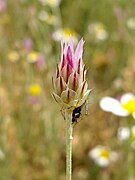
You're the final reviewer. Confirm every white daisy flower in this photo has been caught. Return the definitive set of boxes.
[118,126,135,142]
[52,28,78,44]
[38,11,58,25]
[127,17,135,30]
[89,145,118,167]
[117,127,130,141]
[88,22,108,42]
[99,93,135,119]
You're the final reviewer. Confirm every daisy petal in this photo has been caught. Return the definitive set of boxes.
[99,97,120,112]
[120,93,135,103]
[95,157,109,167]
[99,96,129,116]
[112,106,129,117]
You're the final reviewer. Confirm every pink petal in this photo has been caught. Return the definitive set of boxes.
[66,46,73,67]
[66,64,72,82]
[75,38,85,62]
[68,35,74,55]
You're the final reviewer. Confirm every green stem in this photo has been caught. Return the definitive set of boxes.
[65,111,73,180]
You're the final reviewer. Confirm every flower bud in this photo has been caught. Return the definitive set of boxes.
[52,36,91,109]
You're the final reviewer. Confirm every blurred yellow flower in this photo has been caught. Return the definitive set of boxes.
[28,84,41,96]
[27,51,39,63]
[8,51,19,62]
[39,0,61,7]
[52,28,78,43]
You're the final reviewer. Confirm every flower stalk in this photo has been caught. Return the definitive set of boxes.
[65,110,73,180]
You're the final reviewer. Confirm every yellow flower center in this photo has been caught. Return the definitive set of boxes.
[63,28,76,38]
[99,149,109,158]
[47,14,57,24]
[121,99,135,113]
[28,84,41,96]
[131,131,135,141]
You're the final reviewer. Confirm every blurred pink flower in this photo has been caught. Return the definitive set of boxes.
[28,96,39,104]
[113,6,125,20]
[23,37,33,51]
[36,53,45,69]
[0,0,6,13]
[52,36,91,109]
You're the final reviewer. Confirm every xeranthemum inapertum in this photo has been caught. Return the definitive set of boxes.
[52,36,91,109]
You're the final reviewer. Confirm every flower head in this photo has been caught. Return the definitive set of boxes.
[99,93,135,119]
[89,145,118,167]
[52,36,91,109]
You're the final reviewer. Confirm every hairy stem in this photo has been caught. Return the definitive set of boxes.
[65,111,73,180]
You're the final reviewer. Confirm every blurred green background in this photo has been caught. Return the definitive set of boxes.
[0,0,135,179]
